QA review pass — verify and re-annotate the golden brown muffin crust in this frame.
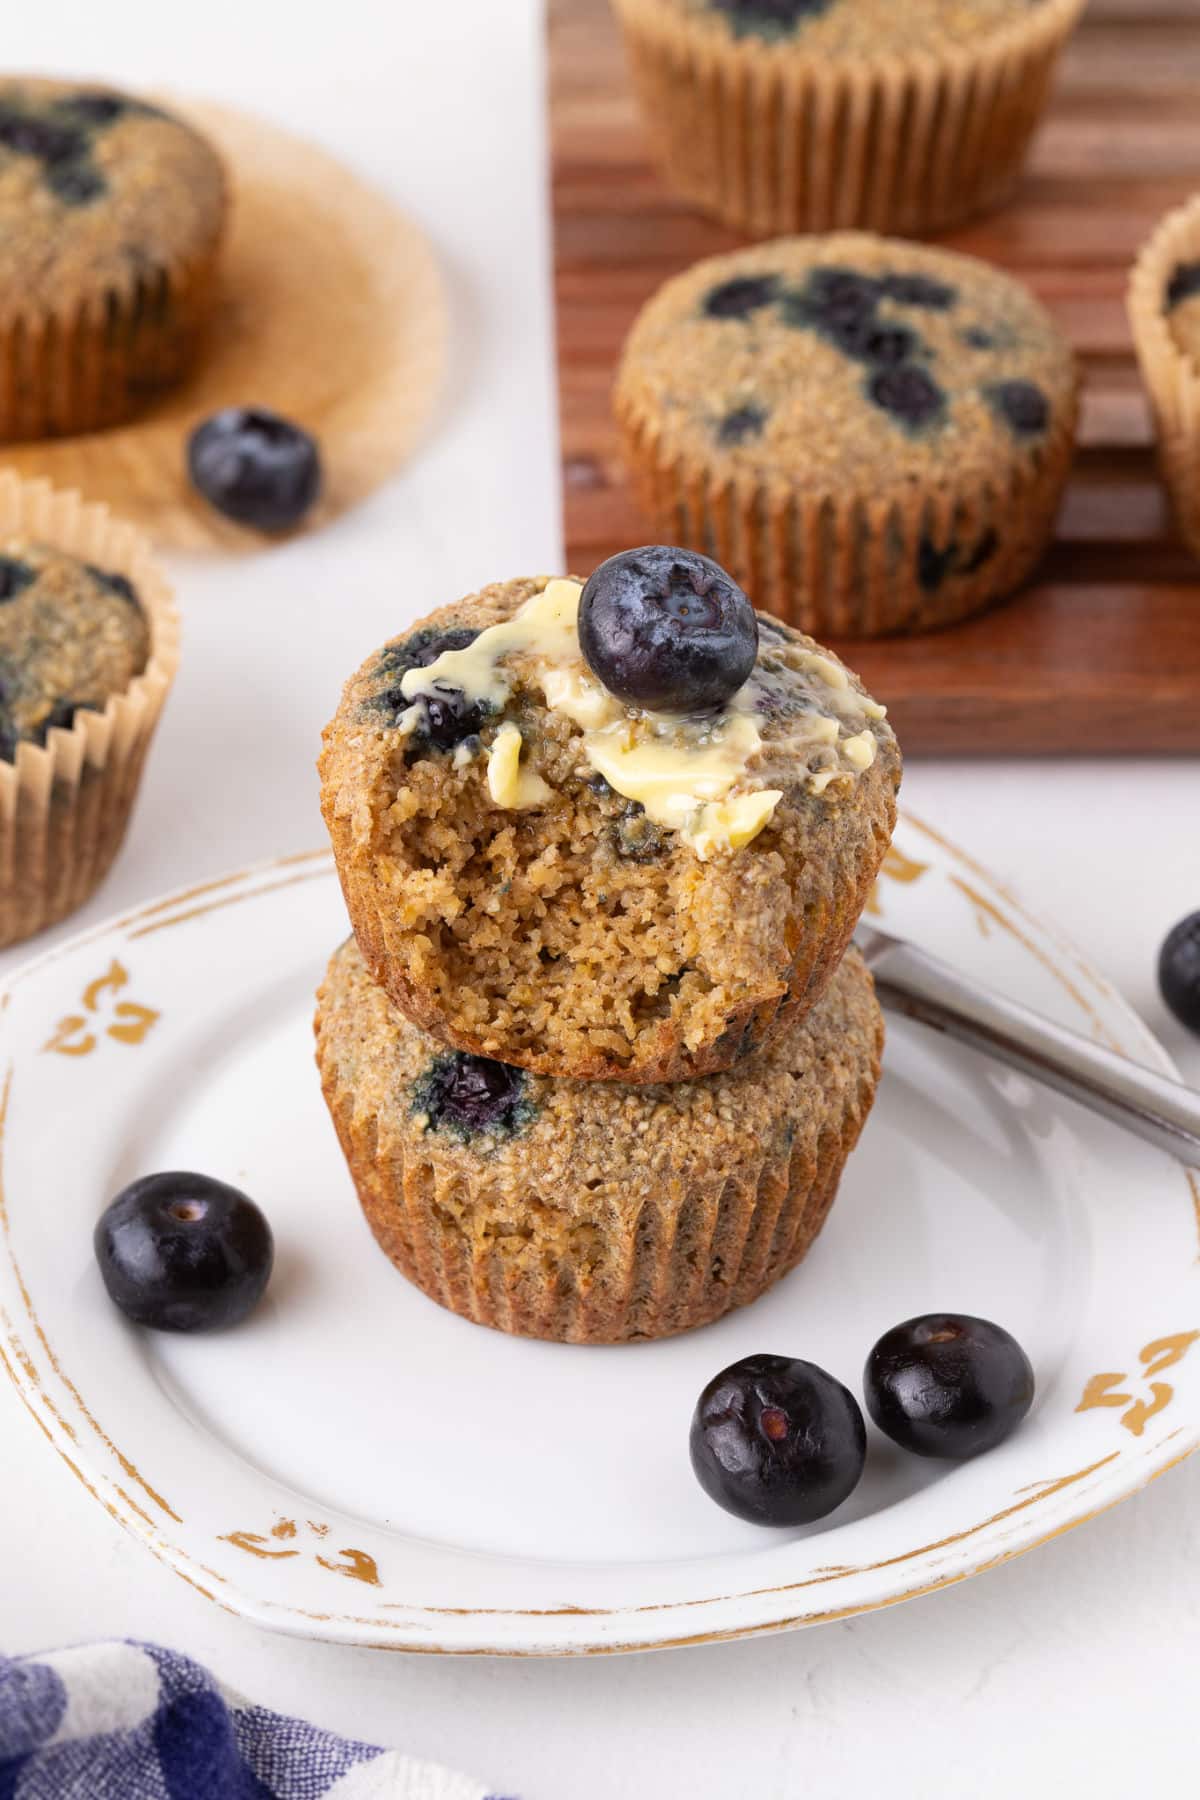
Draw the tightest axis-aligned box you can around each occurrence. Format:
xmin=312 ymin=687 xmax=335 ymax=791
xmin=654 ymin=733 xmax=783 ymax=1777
xmin=315 ymin=937 xmax=884 ymax=1342
xmin=0 ymin=79 xmax=226 ymax=324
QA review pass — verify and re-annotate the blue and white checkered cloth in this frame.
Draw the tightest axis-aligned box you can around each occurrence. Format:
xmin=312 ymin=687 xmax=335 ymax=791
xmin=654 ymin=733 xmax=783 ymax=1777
xmin=0 ymin=1641 xmax=508 ymax=1799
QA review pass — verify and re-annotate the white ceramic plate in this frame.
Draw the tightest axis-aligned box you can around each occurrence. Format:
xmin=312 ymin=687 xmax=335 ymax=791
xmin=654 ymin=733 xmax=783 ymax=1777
xmin=1 ymin=819 xmax=1197 ymax=1656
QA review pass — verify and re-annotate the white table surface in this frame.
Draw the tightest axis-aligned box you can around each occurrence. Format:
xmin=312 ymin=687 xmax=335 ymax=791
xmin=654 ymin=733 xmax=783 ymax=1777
xmin=1 ymin=4 xmax=1199 ymax=1796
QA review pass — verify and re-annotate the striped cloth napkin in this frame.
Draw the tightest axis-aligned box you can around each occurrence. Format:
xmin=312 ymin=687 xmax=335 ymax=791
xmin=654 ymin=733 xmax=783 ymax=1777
xmin=0 ymin=1640 xmax=509 ymax=1798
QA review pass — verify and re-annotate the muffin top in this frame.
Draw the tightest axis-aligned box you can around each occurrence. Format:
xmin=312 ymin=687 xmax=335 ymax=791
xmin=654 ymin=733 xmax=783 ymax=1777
xmin=616 ymin=234 xmax=1077 ymax=495
xmin=1163 ymin=258 xmax=1200 ymax=365
xmin=336 ymin=566 xmax=896 ymax=861
xmin=319 ymin=935 xmax=880 ymax=1209
xmin=0 ymin=542 xmax=149 ymax=761
xmin=662 ymin=0 xmax=1053 ymax=57
xmin=0 ymin=78 xmax=226 ymax=322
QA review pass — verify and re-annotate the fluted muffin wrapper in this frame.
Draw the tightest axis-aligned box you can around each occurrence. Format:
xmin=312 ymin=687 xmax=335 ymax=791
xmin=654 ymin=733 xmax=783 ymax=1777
xmin=611 ymin=0 xmax=1084 ymax=239
xmin=314 ymin=950 xmax=884 ymax=1345
xmin=616 ymin=376 xmax=1078 ymax=636
xmin=0 ymin=215 xmax=225 ymax=444
xmin=0 ymin=472 xmax=179 ymax=947
xmin=1128 ymin=193 xmax=1200 ymax=562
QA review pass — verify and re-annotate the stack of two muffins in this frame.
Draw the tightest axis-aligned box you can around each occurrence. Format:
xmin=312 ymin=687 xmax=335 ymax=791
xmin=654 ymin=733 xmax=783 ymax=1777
xmin=316 ymin=563 xmax=901 ymax=1344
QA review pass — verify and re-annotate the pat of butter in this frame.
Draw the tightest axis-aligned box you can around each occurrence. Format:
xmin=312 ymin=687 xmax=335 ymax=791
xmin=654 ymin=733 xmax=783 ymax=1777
xmin=401 ymin=578 xmax=583 ymax=712
xmin=688 ymin=791 xmax=784 ymax=860
xmin=486 ymin=721 xmax=553 ymax=809
xmin=583 ymin=713 xmax=763 ymax=826
xmin=841 ymin=731 xmax=877 ymax=771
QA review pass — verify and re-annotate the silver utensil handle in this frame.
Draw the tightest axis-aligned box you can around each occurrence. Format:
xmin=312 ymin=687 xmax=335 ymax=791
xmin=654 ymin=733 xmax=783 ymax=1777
xmin=868 ymin=938 xmax=1200 ymax=1167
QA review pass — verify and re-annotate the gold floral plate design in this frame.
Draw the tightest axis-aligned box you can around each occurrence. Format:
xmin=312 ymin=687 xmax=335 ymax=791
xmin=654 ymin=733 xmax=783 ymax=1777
xmin=0 ymin=823 xmax=1197 ymax=1656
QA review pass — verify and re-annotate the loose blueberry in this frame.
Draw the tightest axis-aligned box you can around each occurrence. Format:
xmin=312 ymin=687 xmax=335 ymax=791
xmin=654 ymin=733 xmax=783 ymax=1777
xmin=187 ymin=407 xmax=322 ymax=532
xmin=412 ymin=1052 xmax=530 ymax=1141
xmin=1166 ymin=261 xmax=1200 ymax=311
xmin=716 ymin=404 xmax=767 ymax=447
xmin=986 ymin=380 xmax=1049 ymax=437
xmin=578 ymin=545 xmax=758 ymax=714
xmin=0 ymin=556 xmax=35 ymax=603
xmin=94 ymin=1173 xmax=274 ymax=1333
xmin=1159 ymin=912 xmax=1200 ymax=1033
xmin=879 ymin=272 xmax=957 ymax=310
xmin=868 ymin=364 xmax=944 ymax=429
xmin=703 ymin=275 xmax=779 ymax=320
xmin=690 ymin=1354 xmax=867 ymax=1527
xmin=865 ymin=1313 xmax=1034 ymax=1460
xmin=84 ymin=564 xmax=139 ymax=605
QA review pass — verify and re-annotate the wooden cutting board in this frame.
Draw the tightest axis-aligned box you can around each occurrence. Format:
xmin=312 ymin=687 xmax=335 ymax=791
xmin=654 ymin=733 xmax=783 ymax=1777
xmin=549 ymin=0 xmax=1200 ymax=752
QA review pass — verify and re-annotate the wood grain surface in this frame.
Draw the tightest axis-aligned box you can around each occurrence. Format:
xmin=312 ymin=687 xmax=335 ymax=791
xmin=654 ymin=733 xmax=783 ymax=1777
xmin=550 ymin=0 xmax=1200 ymax=753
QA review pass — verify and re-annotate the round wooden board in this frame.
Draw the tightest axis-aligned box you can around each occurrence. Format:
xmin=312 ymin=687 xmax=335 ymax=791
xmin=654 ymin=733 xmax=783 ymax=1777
xmin=0 ymin=100 xmax=448 ymax=551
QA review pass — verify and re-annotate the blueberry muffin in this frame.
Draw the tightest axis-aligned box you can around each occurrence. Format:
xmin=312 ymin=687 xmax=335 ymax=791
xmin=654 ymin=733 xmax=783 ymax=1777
xmin=1129 ymin=194 xmax=1200 ymax=561
xmin=611 ymin=0 xmax=1084 ymax=238
xmin=319 ymin=547 xmax=899 ymax=1083
xmin=0 ymin=78 xmax=227 ymax=440
xmin=315 ymin=934 xmax=883 ymax=1343
xmin=0 ymin=473 xmax=178 ymax=947
xmin=615 ymin=236 xmax=1078 ymax=635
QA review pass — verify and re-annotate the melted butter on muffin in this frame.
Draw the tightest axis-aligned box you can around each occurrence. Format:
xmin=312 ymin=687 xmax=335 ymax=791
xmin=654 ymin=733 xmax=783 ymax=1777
xmin=398 ymin=575 xmax=881 ymax=856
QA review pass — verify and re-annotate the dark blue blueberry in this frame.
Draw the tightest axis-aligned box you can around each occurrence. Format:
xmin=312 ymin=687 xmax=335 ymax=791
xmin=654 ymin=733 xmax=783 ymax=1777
xmin=1159 ymin=912 xmax=1200 ymax=1033
xmin=716 ymin=404 xmax=766 ymax=447
xmin=1166 ymin=261 xmax=1200 ymax=311
xmin=0 ymin=110 xmax=83 ymax=163
xmin=987 ymin=380 xmax=1049 ymax=437
xmin=962 ymin=326 xmax=996 ymax=350
xmin=94 ymin=1172 xmax=274 ymax=1333
xmin=690 ymin=1354 xmax=867 ymax=1526
xmin=56 ymin=91 xmax=128 ymax=127
xmin=917 ymin=536 xmax=956 ymax=593
xmin=703 ymin=274 xmax=779 ymax=320
xmin=782 ymin=269 xmax=921 ymax=366
xmin=579 ymin=545 xmax=758 ymax=713
xmin=712 ymin=0 xmax=832 ymax=37
xmin=409 ymin=683 xmax=490 ymax=754
xmin=879 ymin=272 xmax=957 ymax=310
xmin=377 ymin=625 xmax=480 ymax=682
xmin=187 ymin=407 xmax=322 ymax=531
xmin=45 ymin=157 xmax=106 ymax=205
xmin=868 ymin=364 xmax=944 ymax=429
xmin=84 ymin=563 xmax=140 ymax=605
xmin=413 ymin=1052 xmax=530 ymax=1141
xmin=0 ymin=556 xmax=35 ymax=602
xmin=865 ymin=1314 xmax=1034 ymax=1460
xmin=917 ymin=527 xmax=999 ymax=592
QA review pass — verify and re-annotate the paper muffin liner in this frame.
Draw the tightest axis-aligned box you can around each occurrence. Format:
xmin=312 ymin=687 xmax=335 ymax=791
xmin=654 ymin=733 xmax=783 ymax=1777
xmin=611 ymin=0 xmax=1085 ymax=238
xmin=0 ymin=219 xmax=225 ymax=444
xmin=314 ymin=951 xmax=884 ymax=1345
xmin=1128 ymin=193 xmax=1200 ymax=561
xmin=0 ymin=472 xmax=179 ymax=947
xmin=616 ymin=378 xmax=1078 ymax=635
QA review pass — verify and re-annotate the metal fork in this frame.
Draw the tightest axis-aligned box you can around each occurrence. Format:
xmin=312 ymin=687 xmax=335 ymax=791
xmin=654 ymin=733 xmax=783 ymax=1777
xmin=855 ymin=924 xmax=1200 ymax=1168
